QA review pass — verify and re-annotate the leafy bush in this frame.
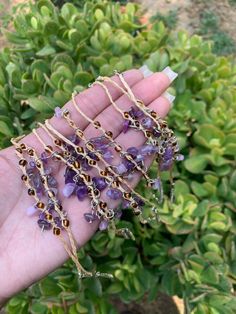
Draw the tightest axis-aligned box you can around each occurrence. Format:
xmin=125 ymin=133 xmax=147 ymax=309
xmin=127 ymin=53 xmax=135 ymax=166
xmin=1 ymin=0 xmax=236 ymax=313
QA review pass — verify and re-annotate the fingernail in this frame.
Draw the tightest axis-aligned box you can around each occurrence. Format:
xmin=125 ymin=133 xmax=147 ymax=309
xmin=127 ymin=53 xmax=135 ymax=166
xmin=163 ymin=91 xmax=175 ymax=105
xmin=162 ymin=66 xmax=178 ymax=82
xmin=139 ymin=65 xmax=153 ymax=78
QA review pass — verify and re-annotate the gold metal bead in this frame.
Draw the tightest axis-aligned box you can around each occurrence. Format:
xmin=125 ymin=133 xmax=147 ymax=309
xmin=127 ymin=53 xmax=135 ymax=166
xmin=76 ymin=146 xmax=84 ymax=154
xmin=150 ymin=111 xmax=157 ymax=118
xmin=28 ymin=188 xmax=35 ymax=196
xmin=45 ymin=145 xmax=53 ymax=152
xmin=86 ymin=142 xmax=94 ymax=151
xmin=73 ymin=161 xmax=81 ymax=169
xmin=145 ymin=131 xmax=152 ymax=138
xmin=45 ymin=213 xmax=53 ymax=221
xmin=105 ymin=131 xmax=113 ymax=139
xmin=19 ymin=159 xmax=27 ymax=167
xmin=16 ymin=147 xmax=22 ymax=154
xmin=88 ymin=159 xmax=96 ymax=166
xmin=123 ymin=192 xmax=132 ymax=200
xmin=62 ymin=219 xmax=70 ymax=228
xmin=36 ymin=202 xmax=45 ymax=209
xmin=123 ymin=112 xmax=130 ymax=119
xmin=54 ymin=139 xmax=62 ymax=146
xmin=115 ymin=145 xmax=122 ymax=152
xmin=27 ymin=148 xmax=34 ymax=156
xmin=21 ymin=174 xmax=28 ymax=181
xmin=53 ymin=227 xmax=61 ymax=236
xmin=20 ymin=143 xmax=26 ymax=150
xmin=100 ymin=170 xmax=108 ymax=177
xmin=76 ymin=130 xmax=84 ymax=137
xmin=94 ymin=121 xmax=101 ymax=129
xmin=99 ymin=201 xmax=107 ymax=209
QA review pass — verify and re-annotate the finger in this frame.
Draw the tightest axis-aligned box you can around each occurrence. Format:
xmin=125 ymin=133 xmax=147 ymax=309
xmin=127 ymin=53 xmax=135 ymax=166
xmin=83 ymin=72 xmax=171 ymax=140
xmin=22 ymin=69 xmax=143 ymax=149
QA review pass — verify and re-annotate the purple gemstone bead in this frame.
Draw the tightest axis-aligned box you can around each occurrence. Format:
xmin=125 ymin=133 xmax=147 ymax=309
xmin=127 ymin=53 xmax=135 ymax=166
xmin=29 ymin=160 xmax=36 ymax=169
xmin=26 ymin=205 xmax=37 ymax=216
xmin=81 ymin=159 xmax=92 ymax=171
xmin=176 ymin=154 xmax=184 ymax=161
xmin=127 ymin=147 xmax=139 ymax=157
xmin=123 ymin=159 xmax=135 ymax=172
xmin=152 ymin=178 xmax=161 ymax=191
xmin=76 ymin=185 xmax=88 ymax=201
xmin=84 ymin=212 xmax=97 ymax=223
xmin=123 ymin=120 xmax=130 ymax=133
xmin=47 ymin=175 xmax=58 ymax=188
xmin=102 ymin=150 xmax=113 ymax=163
xmin=65 ymin=168 xmax=76 ymax=184
xmin=164 ymin=147 xmax=173 ymax=161
xmin=37 ymin=219 xmax=51 ymax=230
xmin=106 ymin=188 xmax=122 ymax=200
xmin=41 ymin=152 xmax=48 ymax=163
xmin=139 ymin=144 xmax=158 ymax=156
xmin=32 ymin=173 xmax=43 ymax=191
xmin=135 ymin=109 xmax=144 ymax=118
xmin=54 ymin=107 xmax=63 ymax=118
xmin=159 ymin=159 xmax=173 ymax=171
xmin=39 ymin=212 xmax=46 ymax=220
xmin=87 ymin=151 xmax=99 ymax=161
xmin=99 ymin=219 xmax=109 ymax=231
xmin=116 ymin=163 xmax=127 ymax=175
xmin=63 ymin=183 xmax=76 ymax=198
xmin=92 ymin=177 xmax=107 ymax=191
xmin=54 ymin=216 xmax=62 ymax=228
xmin=68 ymin=134 xmax=80 ymax=145
xmin=90 ymin=136 xmax=109 ymax=148
xmin=141 ymin=117 xmax=154 ymax=129
xmin=135 ymin=154 xmax=145 ymax=162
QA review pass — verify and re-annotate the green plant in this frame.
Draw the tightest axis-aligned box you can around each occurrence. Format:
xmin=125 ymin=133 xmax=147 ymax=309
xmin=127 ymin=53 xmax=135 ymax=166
xmin=150 ymin=9 xmax=178 ymax=30
xmin=1 ymin=1 xmax=236 ymax=313
xmin=199 ymin=10 xmax=236 ymax=55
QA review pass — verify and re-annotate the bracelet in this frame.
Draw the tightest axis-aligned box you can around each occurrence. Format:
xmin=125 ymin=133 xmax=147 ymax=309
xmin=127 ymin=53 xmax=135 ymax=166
xmin=11 ymin=71 xmax=183 ymax=280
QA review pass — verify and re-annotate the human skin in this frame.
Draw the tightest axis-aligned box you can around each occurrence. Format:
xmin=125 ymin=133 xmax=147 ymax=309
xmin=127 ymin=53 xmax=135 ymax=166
xmin=0 ymin=68 xmax=173 ymax=307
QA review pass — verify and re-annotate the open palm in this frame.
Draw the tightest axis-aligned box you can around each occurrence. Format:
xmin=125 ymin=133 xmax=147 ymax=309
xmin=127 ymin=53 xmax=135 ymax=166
xmin=0 ymin=68 xmax=173 ymax=304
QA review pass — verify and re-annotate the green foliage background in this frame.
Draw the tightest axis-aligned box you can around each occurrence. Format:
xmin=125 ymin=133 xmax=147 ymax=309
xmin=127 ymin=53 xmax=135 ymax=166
xmin=1 ymin=0 xmax=236 ymax=313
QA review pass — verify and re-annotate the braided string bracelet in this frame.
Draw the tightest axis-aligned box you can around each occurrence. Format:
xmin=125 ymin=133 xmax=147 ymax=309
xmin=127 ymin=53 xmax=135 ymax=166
xmin=93 ymin=75 xmax=183 ymax=201
xmin=11 ymin=137 xmax=95 ymax=278
xmin=43 ymin=119 xmax=159 ymax=223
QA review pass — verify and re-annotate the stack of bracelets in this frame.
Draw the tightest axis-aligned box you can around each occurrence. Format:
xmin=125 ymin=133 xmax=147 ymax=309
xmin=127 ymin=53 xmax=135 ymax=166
xmin=11 ymin=71 xmax=184 ymax=279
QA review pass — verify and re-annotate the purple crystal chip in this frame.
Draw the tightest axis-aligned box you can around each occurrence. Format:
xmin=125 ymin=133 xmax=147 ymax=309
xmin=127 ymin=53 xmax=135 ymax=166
xmin=106 ymin=188 xmax=122 ymax=200
xmin=139 ymin=144 xmax=158 ymax=156
xmin=141 ymin=117 xmax=154 ymax=129
xmin=76 ymin=184 xmax=88 ymax=201
xmin=99 ymin=219 xmax=109 ymax=231
xmin=122 ymin=120 xmax=130 ymax=133
xmin=92 ymin=177 xmax=107 ymax=191
xmin=37 ymin=219 xmax=51 ymax=230
xmin=84 ymin=212 xmax=97 ymax=223
xmin=54 ymin=107 xmax=63 ymax=118
xmin=116 ymin=163 xmax=127 ymax=175
xmin=127 ymin=147 xmax=139 ymax=157
xmin=63 ymin=183 xmax=76 ymax=198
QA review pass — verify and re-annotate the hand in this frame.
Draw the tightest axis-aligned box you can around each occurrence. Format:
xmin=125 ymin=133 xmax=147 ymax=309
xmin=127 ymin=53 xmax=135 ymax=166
xmin=0 ymin=68 xmax=173 ymax=304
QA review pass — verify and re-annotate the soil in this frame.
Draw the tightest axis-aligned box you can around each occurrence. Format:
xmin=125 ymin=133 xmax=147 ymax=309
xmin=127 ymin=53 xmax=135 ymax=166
xmin=138 ymin=0 xmax=236 ymax=43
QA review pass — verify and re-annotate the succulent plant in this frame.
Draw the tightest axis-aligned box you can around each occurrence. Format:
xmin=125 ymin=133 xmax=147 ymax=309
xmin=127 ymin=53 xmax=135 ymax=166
xmin=1 ymin=0 xmax=236 ymax=313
